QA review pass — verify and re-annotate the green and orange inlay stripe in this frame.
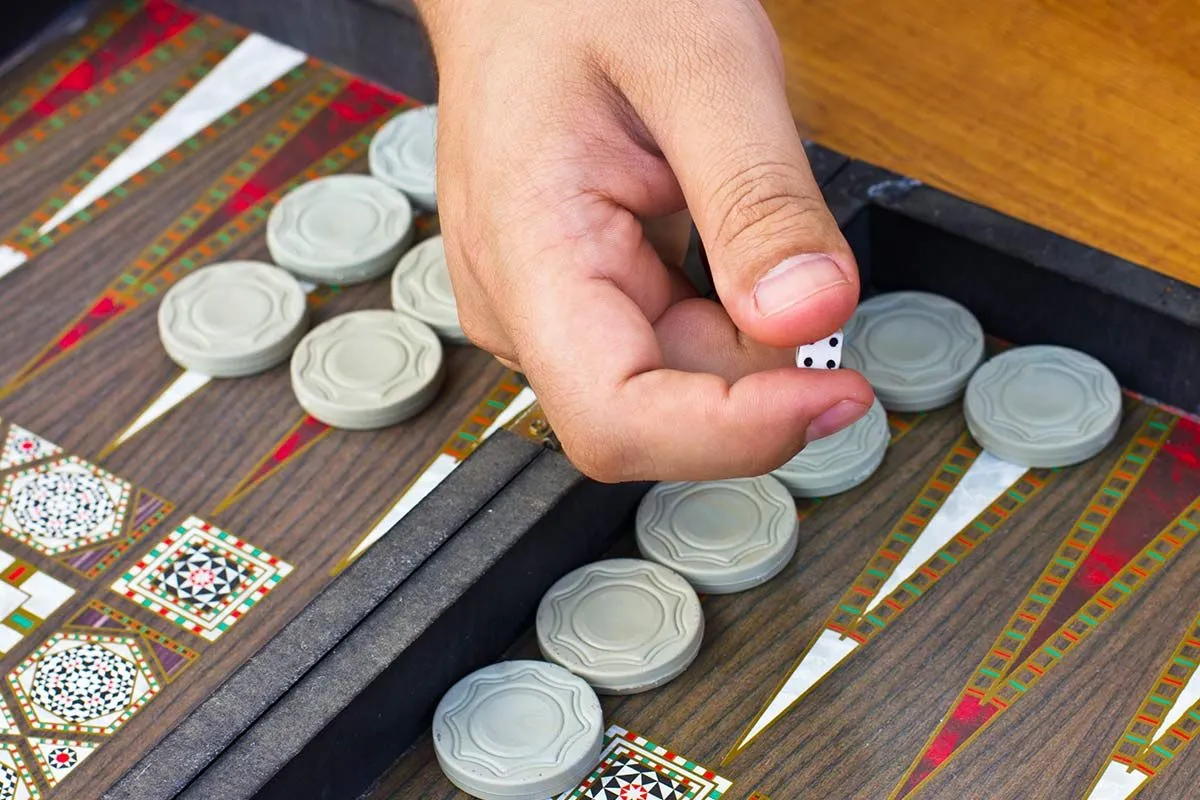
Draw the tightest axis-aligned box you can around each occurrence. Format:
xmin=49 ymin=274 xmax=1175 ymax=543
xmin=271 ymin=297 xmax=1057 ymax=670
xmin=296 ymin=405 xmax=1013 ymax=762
xmin=131 ymin=124 xmax=385 ymax=298
xmin=0 ymin=0 xmax=145 ymax=132
xmin=442 ymin=373 xmax=526 ymax=461
xmin=891 ymin=414 xmax=1200 ymax=800
xmin=969 ymin=410 xmax=1176 ymax=695
xmin=1105 ymin=606 xmax=1200 ymax=776
xmin=2 ymin=75 xmax=407 ymax=397
xmin=0 ymin=18 xmax=222 ymax=166
xmin=112 ymin=74 xmax=350 ymax=288
xmin=832 ymin=466 xmax=1056 ymax=645
xmin=982 ymin=499 xmax=1200 ymax=711
xmin=331 ymin=372 xmax=528 ymax=575
xmin=3 ymin=43 xmax=304 ymax=258
xmin=826 ymin=431 xmax=981 ymax=637
xmin=886 ymin=411 xmax=926 ymax=445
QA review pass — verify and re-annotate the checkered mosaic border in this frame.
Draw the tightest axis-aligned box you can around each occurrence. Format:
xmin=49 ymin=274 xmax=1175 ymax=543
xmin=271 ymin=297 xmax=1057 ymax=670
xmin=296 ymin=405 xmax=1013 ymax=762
xmin=111 ymin=516 xmax=292 ymax=641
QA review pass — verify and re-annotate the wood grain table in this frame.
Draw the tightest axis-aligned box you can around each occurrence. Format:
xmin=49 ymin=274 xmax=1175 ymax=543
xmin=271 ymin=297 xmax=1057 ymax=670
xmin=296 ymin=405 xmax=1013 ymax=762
xmin=767 ymin=0 xmax=1200 ymax=290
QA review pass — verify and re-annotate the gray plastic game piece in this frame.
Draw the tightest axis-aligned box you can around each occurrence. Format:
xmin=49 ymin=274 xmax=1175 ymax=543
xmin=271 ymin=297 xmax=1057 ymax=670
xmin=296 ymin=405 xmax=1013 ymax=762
xmin=390 ymin=235 xmax=467 ymax=344
xmin=368 ymin=105 xmax=438 ymax=210
xmin=290 ymin=309 xmax=444 ymax=430
xmin=157 ymin=260 xmax=309 ymax=378
xmin=635 ymin=475 xmax=799 ymax=594
xmin=843 ymin=291 xmax=985 ymax=411
xmin=772 ymin=397 xmax=890 ymax=497
xmin=266 ymin=174 xmax=414 ymax=285
xmin=536 ymin=558 xmax=704 ymax=695
xmin=964 ymin=344 xmax=1122 ymax=467
xmin=432 ymin=659 xmax=604 ymax=800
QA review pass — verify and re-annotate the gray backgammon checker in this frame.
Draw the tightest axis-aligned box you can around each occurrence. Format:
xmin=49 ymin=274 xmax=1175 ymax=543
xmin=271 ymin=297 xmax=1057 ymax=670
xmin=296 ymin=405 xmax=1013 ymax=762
xmin=157 ymin=260 xmax=309 ymax=377
xmin=536 ymin=558 xmax=704 ymax=695
xmin=369 ymin=104 xmax=438 ymax=210
xmin=964 ymin=344 xmax=1122 ymax=467
xmin=390 ymin=235 xmax=467 ymax=344
xmin=635 ymin=475 xmax=799 ymax=594
xmin=772 ymin=397 xmax=890 ymax=498
xmin=290 ymin=309 xmax=444 ymax=430
xmin=432 ymin=660 xmax=604 ymax=800
xmin=266 ymin=174 xmax=414 ymax=285
xmin=843 ymin=291 xmax=985 ymax=411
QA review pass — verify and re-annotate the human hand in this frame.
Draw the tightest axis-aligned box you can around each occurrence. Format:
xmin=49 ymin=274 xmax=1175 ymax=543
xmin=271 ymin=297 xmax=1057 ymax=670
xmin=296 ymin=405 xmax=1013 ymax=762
xmin=417 ymin=0 xmax=875 ymax=482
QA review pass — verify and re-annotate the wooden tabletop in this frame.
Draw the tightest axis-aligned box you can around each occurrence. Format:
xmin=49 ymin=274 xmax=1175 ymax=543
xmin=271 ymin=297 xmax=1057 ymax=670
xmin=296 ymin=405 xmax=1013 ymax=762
xmin=768 ymin=0 xmax=1200 ymax=290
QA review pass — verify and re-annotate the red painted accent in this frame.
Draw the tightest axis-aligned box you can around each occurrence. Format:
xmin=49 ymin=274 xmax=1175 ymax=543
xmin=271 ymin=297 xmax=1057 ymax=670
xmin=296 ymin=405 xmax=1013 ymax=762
xmin=0 ymin=0 xmax=197 ymax=146
xmin=898 ymin=696 xmax=999 ymax=798
xmin=17 ymin=296 xmax=127 ymax=383
xmin=5 ymin=566 xmax=25 ymax=582
xmin=150 ymin=79 xmax=399 ymax=270
xmin=1021 ymin=421 xmax=1200 ymax=657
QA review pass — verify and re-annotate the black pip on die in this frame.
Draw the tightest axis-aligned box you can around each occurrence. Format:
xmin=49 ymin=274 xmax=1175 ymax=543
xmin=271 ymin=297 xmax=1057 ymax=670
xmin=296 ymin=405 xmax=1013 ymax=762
xmin=796 ymin=329 xmax=843 ymax=369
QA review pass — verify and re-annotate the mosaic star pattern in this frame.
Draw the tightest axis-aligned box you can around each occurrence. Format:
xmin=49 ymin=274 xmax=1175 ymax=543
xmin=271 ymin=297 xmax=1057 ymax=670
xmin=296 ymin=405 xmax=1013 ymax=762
xmin=112 ymin=516 xmax=292 ymax=641
xmin=589 ymin=761 xmax=688 ymax=800
xmin=0 ymin=425 xmax=61 ymax=471
xmin=0 ymin=457 xmax=130 ymax=556
xmin=0 ymin=742 xmax=40 ymax=800
xmin=8 ymin=631 xmax=160 ymax=736
xmin=561 ymin=727 xmax=732 ymax=800
xmin=27 ymin=737 xmax=97 ymax=787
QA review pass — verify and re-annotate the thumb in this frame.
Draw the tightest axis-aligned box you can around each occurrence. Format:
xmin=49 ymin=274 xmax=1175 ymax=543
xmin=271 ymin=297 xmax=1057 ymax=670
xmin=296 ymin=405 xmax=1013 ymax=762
xmin=686 ymin=132 xmax=858 ymax=351
xmin=621 ymin=8 xmax=859 ymax=349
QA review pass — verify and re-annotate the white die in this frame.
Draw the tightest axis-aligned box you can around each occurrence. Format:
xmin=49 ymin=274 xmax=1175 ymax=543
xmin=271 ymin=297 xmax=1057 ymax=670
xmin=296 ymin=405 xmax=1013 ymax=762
xmin=796 ymin=329 xmax=843 ymax=369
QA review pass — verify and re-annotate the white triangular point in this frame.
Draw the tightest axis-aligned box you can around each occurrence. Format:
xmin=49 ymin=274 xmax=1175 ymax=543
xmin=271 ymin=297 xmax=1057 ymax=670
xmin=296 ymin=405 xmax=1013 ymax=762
xmin=28 ymin=737 xmax=98 ymax=787
xmin=739 ymin=630 xmax=858 ymax=746
xmin=0 ymin=245 xmax=28 ymax=281
xmin=346 ymin=385 xmax=539 ymax=562
xmin=864 ymin=452 xmax=1028 ymax=613
xmin=1158 ymin=670 xmax=1200 ymax=742
xmin=736 ymin=450 xmax=1028 ymax=752
xmin=39 ymin=33 xmax=307 ymax=234
xmin=1087 ymin=763 xmax=1148 ymax=800
xmin=113 ymin=370 xmax=211 ymax=448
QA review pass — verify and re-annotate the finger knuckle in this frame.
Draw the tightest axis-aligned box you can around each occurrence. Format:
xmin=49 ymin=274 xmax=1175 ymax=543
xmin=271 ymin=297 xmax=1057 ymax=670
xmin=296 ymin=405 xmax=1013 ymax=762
xmin=557 ymin=425 xmax=637 ymax=483
xmin=711 ymin=161 xmax=825 ymax=248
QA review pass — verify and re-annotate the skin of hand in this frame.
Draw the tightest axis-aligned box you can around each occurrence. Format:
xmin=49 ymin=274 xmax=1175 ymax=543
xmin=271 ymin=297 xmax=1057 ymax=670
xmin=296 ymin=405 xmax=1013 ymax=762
xmin=415 ymin=0 xmax=876 ymax=483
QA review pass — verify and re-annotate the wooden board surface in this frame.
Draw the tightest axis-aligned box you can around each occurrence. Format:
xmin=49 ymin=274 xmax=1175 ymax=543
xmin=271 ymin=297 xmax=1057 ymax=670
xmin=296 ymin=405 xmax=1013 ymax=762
xmin=0 ymin=3 xmax=525 ymax=796
xmin=375 ymin=394 xmax=1200 ymax=799
xmin=768 ymin=0 xmax=1200 ymax=290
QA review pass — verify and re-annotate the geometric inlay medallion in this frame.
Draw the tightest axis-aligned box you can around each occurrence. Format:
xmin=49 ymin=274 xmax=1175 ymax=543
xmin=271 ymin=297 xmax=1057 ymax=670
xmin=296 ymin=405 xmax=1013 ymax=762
xmin=0 ymin=743 xmax=39 ymax=800
xmin=0 ymin=457 xmax=130 ymax=556
xmin=111 ymin=516 xmax=292 ymax=641
xmin=27 ymin=737 xmax=96 ymax=788
xmin=7 ymin=631 xmax=160 ymax=735
xmin=559 ymin=726 xmax=731 ymax=800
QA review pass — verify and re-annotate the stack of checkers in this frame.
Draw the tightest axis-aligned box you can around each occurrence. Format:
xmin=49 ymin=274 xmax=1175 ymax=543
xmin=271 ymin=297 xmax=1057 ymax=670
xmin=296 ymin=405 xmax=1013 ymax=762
xmin=431 ymin=474 xmax=799 ymax=798
xmin=830 ymin=289 xmax=1122 ymax=469
xmin=155 ymin=105 xmax=469 ymax=431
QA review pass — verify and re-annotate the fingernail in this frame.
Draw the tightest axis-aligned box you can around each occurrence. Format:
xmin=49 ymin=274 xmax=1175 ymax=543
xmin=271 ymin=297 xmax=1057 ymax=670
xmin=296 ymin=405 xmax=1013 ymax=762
xmin=805 ymin=400 xmax=868 ymax=443
xmin=754 ymin=254 xmax=848 ymax=317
